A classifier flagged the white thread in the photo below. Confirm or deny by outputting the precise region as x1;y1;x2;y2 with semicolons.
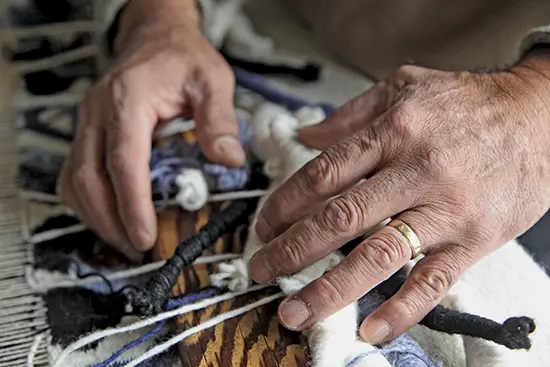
13;45;100;74
250;102;291;161
27;253;240;292
209;258;249;290
174;169;209;212
153;118;196;140
27;224;86;244
20;189;268;208
211;108;387;367
26;332;46;367
52;284;272;367
4;21;97;40
207;189;267;202
295;106;327;128
122;292;284;367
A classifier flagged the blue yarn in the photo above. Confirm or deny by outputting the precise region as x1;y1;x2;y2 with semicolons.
164;287;219;309
345;351;377;367
91;322;166;367
237;115;253;147
381;337;442;367
356;291;440;367
91;287;220;367
233;67;335;115
150;117;252;211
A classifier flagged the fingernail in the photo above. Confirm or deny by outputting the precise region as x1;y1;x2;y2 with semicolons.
278;297;310;330
214;136;245;166
360;318;391;345
129;226;155;251
248;253;273;284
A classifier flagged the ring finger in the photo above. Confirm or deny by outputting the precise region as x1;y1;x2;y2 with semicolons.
275;208;450;331
248;167;422;284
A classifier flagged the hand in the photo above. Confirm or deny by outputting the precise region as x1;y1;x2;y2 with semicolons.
249;51;550;344
58;0;243;261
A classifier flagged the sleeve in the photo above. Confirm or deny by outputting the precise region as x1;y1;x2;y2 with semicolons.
519;25;550;56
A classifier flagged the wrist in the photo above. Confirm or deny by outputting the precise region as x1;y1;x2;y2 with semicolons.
115;0;201;54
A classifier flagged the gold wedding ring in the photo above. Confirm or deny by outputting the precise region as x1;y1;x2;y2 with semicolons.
387;219;422;259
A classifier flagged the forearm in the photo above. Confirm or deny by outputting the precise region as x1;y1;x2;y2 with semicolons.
115;0;201;53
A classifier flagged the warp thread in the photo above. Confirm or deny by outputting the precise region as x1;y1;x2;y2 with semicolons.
376;270;536;350
51;284;274;367
90;288;219;367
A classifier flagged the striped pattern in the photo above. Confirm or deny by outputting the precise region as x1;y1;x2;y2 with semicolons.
154;131;307;367
0;65;50;367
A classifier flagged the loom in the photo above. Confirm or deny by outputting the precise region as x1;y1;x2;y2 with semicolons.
0;1;545;367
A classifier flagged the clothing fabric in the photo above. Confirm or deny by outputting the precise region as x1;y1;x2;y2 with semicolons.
284;0;550;80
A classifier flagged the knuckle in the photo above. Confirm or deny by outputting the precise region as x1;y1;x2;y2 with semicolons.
302;152;340;195
309;276;347;310
323;197;363;235
410;267;455;303
367;233;407;268
387;103;417;141
277;240;306;271
106;148;130;175
341;130;382;161
394;65;416;79
417;147;454;182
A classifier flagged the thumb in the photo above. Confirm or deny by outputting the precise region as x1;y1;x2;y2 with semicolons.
298;81;389;150
192;70;245;168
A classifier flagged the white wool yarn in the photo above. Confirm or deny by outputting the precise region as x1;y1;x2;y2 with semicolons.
174;169;209;212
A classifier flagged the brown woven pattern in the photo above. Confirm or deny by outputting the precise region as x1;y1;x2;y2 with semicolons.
153;131;307;367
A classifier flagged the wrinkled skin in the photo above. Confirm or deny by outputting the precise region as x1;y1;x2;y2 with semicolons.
249;55;550;344
59;0;550;344
58;1;243;261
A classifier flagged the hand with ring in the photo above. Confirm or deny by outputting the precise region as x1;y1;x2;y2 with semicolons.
247;50;550;344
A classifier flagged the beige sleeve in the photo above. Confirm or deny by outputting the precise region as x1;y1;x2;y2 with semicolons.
520;26;550;56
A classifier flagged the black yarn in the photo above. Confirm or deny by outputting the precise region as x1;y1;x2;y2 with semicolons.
221;50;321;82
131;199;257;316
376;271;536;350
46;287;128;348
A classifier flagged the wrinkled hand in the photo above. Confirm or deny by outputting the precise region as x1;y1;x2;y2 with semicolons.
249;52;550;344
58;3;242;261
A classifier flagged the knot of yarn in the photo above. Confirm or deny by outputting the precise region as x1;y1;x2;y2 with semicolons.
174;169;209;212
150;119;252;211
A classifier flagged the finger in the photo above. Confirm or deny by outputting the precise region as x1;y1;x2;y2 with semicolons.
249;168;421;284
359;245;475;344
57;157;94;226
106;90;157;252
274;208;450;331
256;124;389;243
189;66;245;167
299;81;391;150
72;101;143;261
